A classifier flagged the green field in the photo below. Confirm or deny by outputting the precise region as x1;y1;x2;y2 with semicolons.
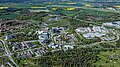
44;15;70;27
55;10;77;16
48;19;70;27
95;50;120;67
0;14;19;19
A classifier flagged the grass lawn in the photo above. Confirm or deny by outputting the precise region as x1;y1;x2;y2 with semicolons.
0;51;5;56
79;8;112;17
95;50;120;67
47;19;70;27
25;60;36;66
59;10;77;16
0;12;20;19
31;41;43;48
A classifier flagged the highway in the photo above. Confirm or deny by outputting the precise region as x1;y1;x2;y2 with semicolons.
0;39;18;67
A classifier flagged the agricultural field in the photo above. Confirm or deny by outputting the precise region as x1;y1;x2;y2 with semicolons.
0;1;120;67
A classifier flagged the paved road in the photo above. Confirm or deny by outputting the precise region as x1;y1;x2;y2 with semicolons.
7;62;14;67
0;39;18;67
75;30;83;39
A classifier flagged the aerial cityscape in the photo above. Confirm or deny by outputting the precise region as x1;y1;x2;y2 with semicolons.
0;0;120;67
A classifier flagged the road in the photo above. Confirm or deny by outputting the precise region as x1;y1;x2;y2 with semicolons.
75;30;83;39
0;39;18;67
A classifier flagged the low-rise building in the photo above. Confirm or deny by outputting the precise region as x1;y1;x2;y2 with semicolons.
36;30;50;44
52;27;64;34
48;43;59;49
103;21;120;28
5;34;15;40
76;26;111;39
63;45;74;50
83;33;105;39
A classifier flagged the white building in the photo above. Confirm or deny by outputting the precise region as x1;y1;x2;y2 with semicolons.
103;21;120;28
63;45;74;50
76;27;88;33
83;32;106;39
